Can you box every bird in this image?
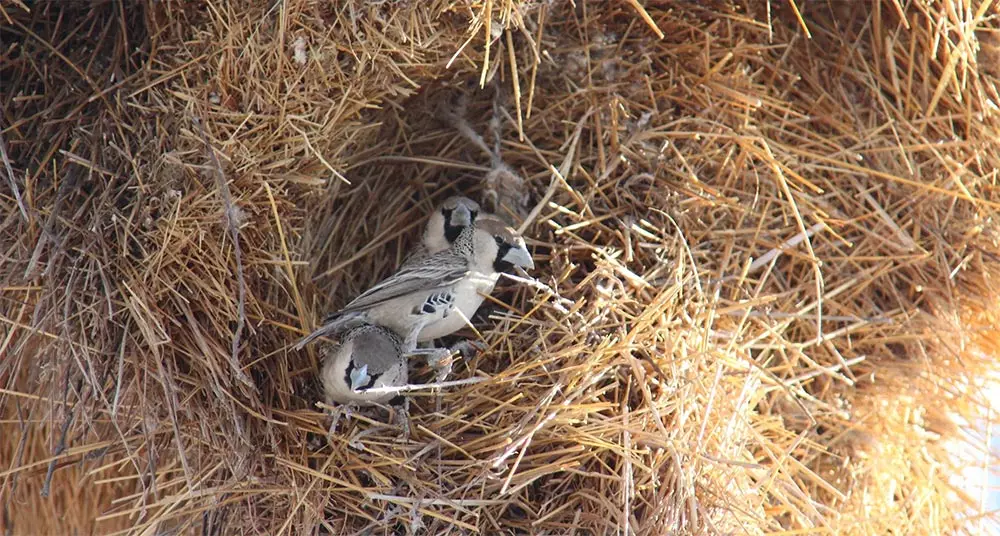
[319,323,408,407]
[318,322,420,439]
[295,217,534,351]
[415,217,533,341]
[402,196,481,268]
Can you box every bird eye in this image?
[494,236,503,246]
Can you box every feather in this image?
[331,251,469,315]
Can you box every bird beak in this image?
[502,244,534,270]
[350,364,369,391]
[451,206,475,228]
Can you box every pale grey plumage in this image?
[337,254,468,314]
[294,247,469,350]
[319,323,407,405]
[295,216,534,350]
[416,217,533,340]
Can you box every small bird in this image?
[319,323,408,406]
[415,217,533,340]
[402,196,481,268]
[295,218,534,350]
[318,322,423,439]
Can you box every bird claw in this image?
[402,347,455,382]
[379,503,406,527]
[393,401,411,443]
[327,401,359,436]
[409,502,426,533]
[348,430,372,451]
[425,348,454,383]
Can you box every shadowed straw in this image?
[1,0,999,534]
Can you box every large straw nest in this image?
[2,0,999,534]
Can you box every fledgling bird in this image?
[295,218,534,351]
[402,196,482,268]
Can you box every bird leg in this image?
[402,318,454,382]
[402,324,423,355]
[327,401,360,437]
[392,397,411,443]
[405,347,455,383]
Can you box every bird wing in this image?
[328,252,469,317]
[399,246,430,269]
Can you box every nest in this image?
[2,0,999,534]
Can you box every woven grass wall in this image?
[1,1,999,534]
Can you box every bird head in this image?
[439,196,481,242]
[424,196,482,253]
[472,217,534,273]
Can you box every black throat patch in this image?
[442,209,463,242]
[493,243,514,273]
[444,223,463,242]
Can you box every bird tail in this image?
[292,313,364,350]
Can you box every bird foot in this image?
[393,400,411,443]
[348,427,379,451]
[408,501,426,534]
[403,346,456,382]
[403,347,453,381]
[425,348,454,383]
[327,401,359,437]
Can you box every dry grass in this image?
[2,0,999,534]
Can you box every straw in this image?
[1,1,999,534]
